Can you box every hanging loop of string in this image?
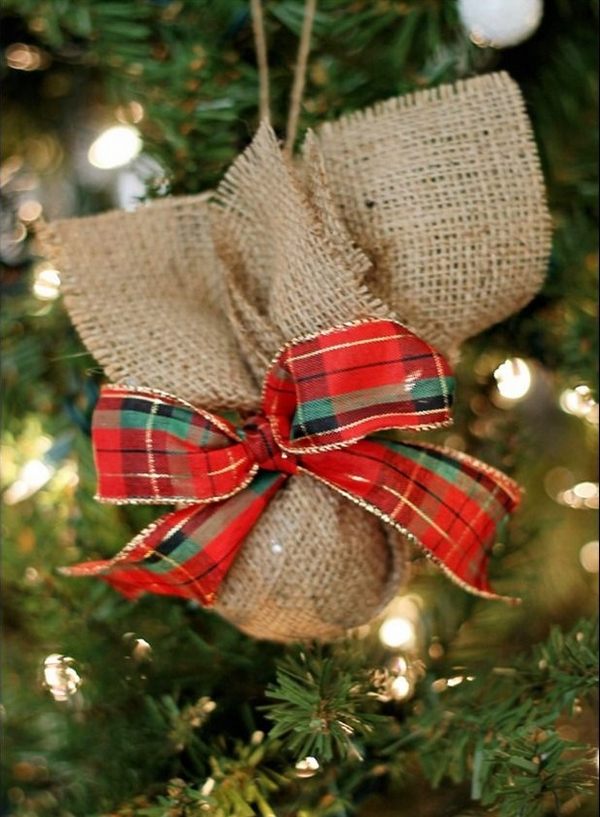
[250,0,317,153]
[285,0,317,154]
[250,0,271,123]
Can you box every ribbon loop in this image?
[92,385,256,504]
[263,320,455,453]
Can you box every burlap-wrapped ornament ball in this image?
[40,73,550,642]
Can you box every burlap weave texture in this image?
[40,72,550,641]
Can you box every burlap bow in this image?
[61,319,520,608]
[40,72,551,641]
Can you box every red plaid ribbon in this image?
[63,319,521,606]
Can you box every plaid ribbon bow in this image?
[63,319,521,605]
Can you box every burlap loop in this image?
[316,73,551,355]
[40,194,260,411]
[39,72,550,642]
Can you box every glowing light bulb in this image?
[4,459,54,505]
[43,654,81,701]
[390,675,411,700]
[295,756,320,778]
[18,200,42,223]
[131,638,152,662]
[379,616,416,649]
[5,43,45,71]
[579,541,599,574]
[572,482,598,500]
[494,358,531,400]
[559,385,597,418]
[88,125,142,169]
[33,267,61,300]
[559,482,599,509]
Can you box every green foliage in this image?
[1,1,598,816]
[259,621,599,816]
[264,646,385,762]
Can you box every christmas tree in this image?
[1,2,598,815]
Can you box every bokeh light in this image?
[579,541,599,574]
[5,43,48,72]
[379,616,416,649]
[32,266,61,301]
[43,655,81,702]
[494,358,532,400]
[4,459,54,505]
[88,126,142,170]
[559,385,597,418]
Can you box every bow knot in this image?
[241,415,298,475]
[65,319,521,607]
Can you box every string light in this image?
[115,101,145,124]
[43,654,82,701]
[88,125,142,170]
[295,756,320,778]
[428,642,444,660]
[390,675,411,701]
[4,459,54,505]
[200,777,216,797]
[18,200,43,223]
[579,541,599,574]
[493,358,532,400]
[558,482,599,509]
[32,265,61,301]
[379,616,416,649]
[379,595,421,649]
[559,385,597,419]
[131,638,152,662]
[5,43,48,71]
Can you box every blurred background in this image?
[1,1,598,815]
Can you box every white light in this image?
[494,358,532,400]
[379,616,416,649]
[4,459,54,505]
[579,541,599,574]
[447,675,465,688]
[390,675,411,701]
[573,482,599,500]
[560,385,597,418]
[295,756,320,778]
[88,125,142,170]
[33,267,61,300]
[131,638,152,662]
[43,654,82,701]
[559,482,600,509]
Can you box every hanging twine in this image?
[285,0,317,153]
[250,0,317,150]
[250,0,271,122]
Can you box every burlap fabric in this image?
[39,73,550,642]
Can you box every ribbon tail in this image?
[60,471,286,606]
[304,439,522,604]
